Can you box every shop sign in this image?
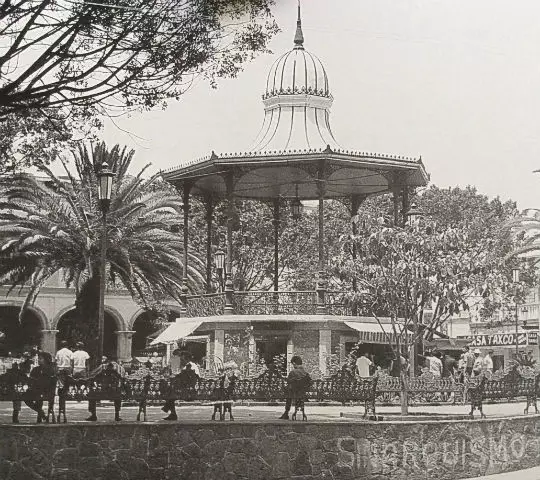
[527,332,538,345]
[470,333,528,347]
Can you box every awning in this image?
[344,321,411,344]
[150,320,202,345]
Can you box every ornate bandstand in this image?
[158,6,430,374]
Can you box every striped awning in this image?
[344,321,411,344]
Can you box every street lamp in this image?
[214,248,226,292]
[405,202,425,226]
[512,267,520,359]
[96,162,115,364]
[522,306,529,328]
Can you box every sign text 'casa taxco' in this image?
[470,333,529,348]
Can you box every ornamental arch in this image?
[54,305,127,360]
[0,301,50,355]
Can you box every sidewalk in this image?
[470,466,540,479]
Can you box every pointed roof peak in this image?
[293,0,304,49]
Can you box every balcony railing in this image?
[186,293,225,317]
[233,291,317,315]
[184,290,378,317]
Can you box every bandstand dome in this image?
[263,39,330,100]
[161,4,429,201]
[253,4,337,152]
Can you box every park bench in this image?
[310,369,378,418]
[0,370,56,423]
[467,368,540,418]
[375,372,465,406]
[57,366,129,422]
[126,368,378,421]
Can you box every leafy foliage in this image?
[0,0,278,174]
[0,0,277,116]
[0,141,204,356]
[334,210,537,363]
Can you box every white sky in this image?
[101,0,540,210]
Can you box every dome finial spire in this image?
[293,0,304,49]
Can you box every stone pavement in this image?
[470,466,540,479]
[0,398,536,423]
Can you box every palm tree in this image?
[507,208,540,260]
[0,142,205,357]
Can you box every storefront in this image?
[468,330,539,369]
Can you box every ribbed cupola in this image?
[251,2,339,152]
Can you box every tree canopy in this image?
[0,0,278,173]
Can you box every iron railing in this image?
[186,293,225,317]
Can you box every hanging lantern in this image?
[291,183,303,219]
[214,249,226,270]
[97,161,115,212]
[512,267,520,283]
[405,202,425,226]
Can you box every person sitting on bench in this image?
[162,352,199,421]
[86,362,124,422]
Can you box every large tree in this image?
[0,141,205,358]
[333,213,535,414]
[0,0,278,172]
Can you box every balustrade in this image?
[232,291,317,315]
[185,293,225,317]
[184,289,385,317]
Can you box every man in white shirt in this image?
[472,349,483,376]
[482,350,494,374]
[355,352,372,378]
[428,351,443,378]
[55,341,73,373]
[72,342,90,378]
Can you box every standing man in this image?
[442,353,457,379]
[482,350,494,375]
[356,352,372,378]
[279,356,311,420]
[463,346,475,378]
[429,351,443,378]
[55,340,73,374]
[72,342,90,378]
[472,349,483,376]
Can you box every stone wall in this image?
[1,416,539,480]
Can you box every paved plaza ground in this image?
[1,401,539,479]
[0,400,538,424]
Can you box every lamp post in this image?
[96,162,115,363]
[512,267,520,359]
[214,248,225,293]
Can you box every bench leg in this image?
[47,399,56,424]
[292,399,306,421]
[212,404,222,421]
[12,401,20,424]
[137,400,145,421]
[58,397,67,423]
[224,403,234,421]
